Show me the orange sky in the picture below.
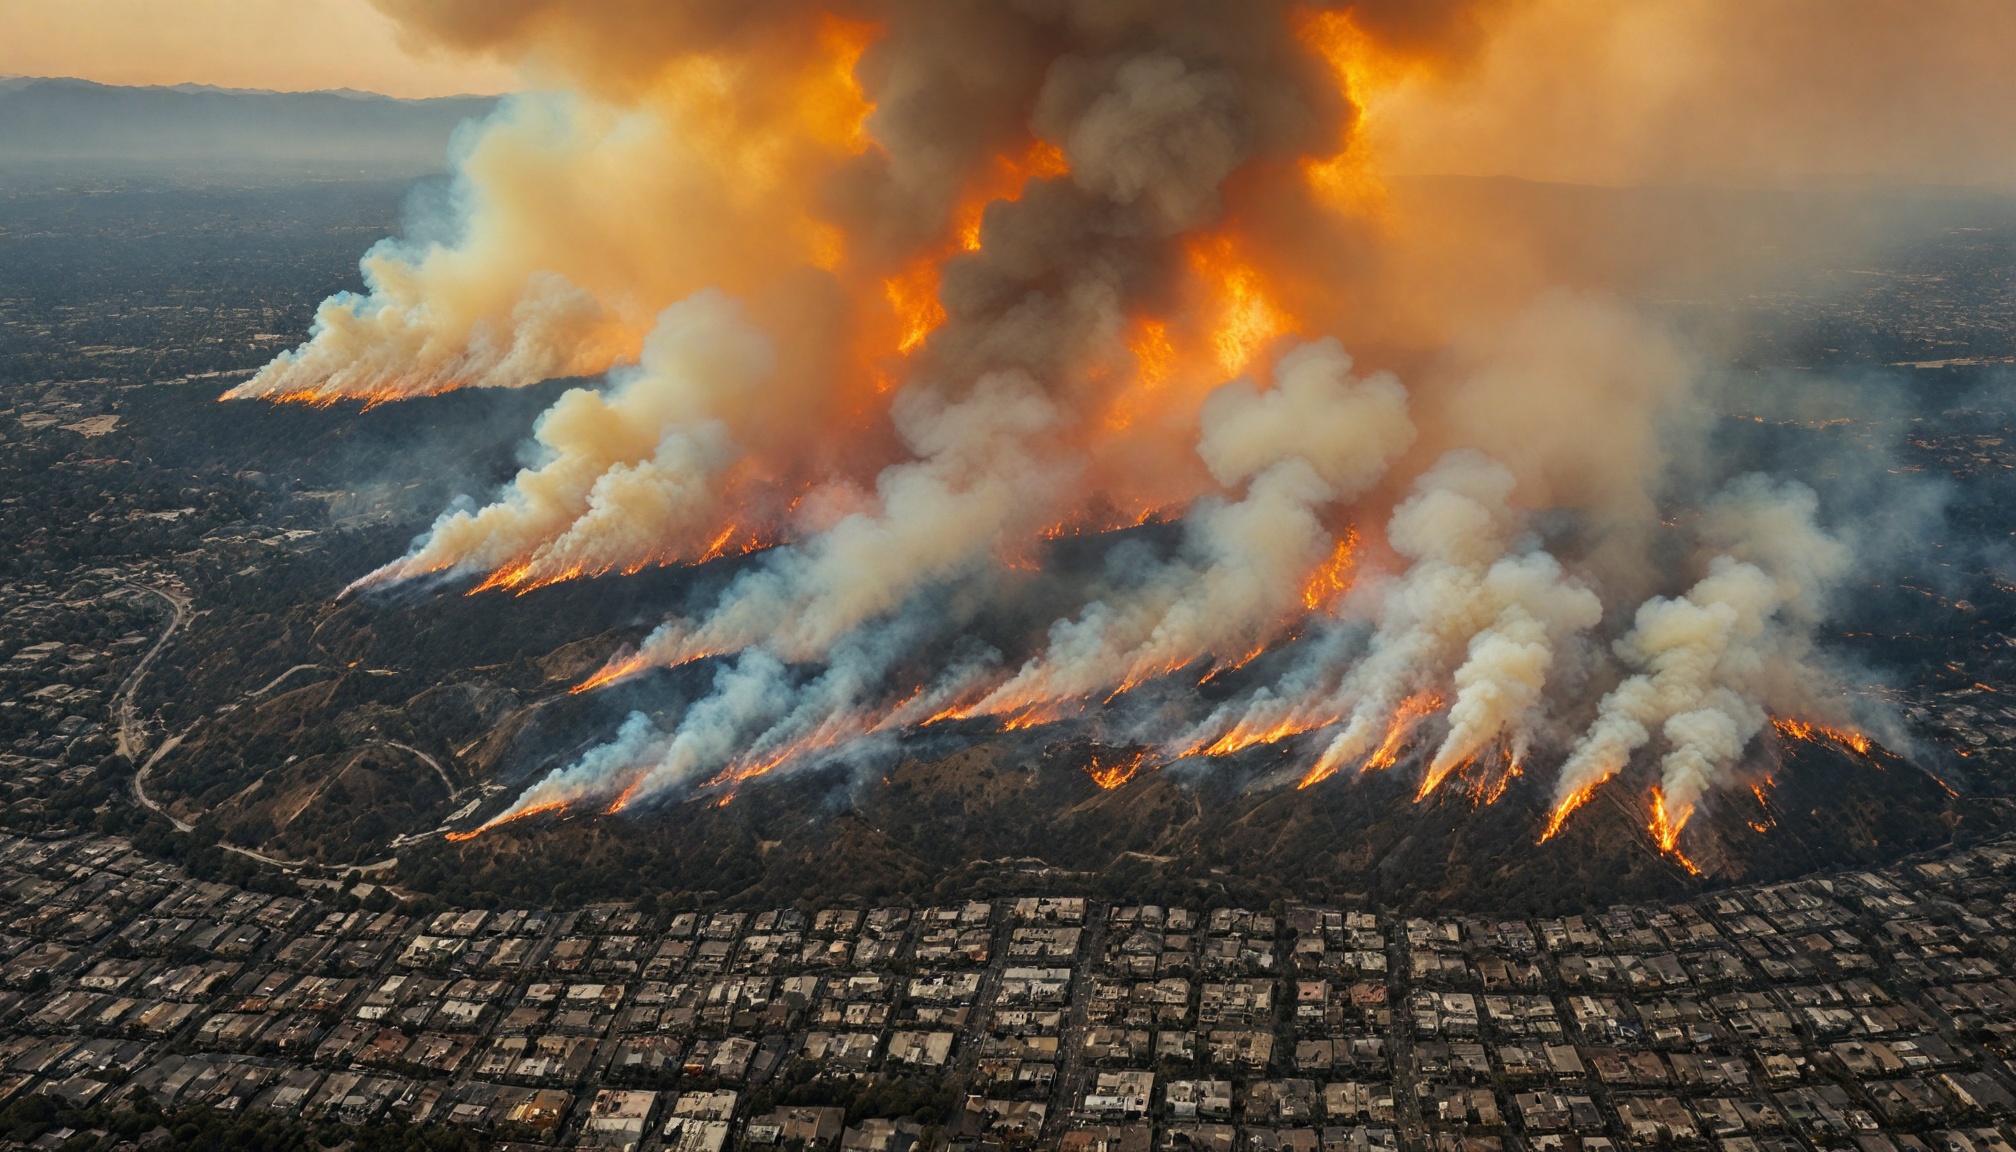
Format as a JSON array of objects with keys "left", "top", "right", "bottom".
[
  {"left": 0, "top": 0, "right": 518, "bottom": 98},
  {"left": 4, "top": 0, "right": 2012, "bottom": 187}
]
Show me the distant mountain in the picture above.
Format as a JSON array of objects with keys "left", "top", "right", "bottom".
[{"left": 0, "top": 77, "right": 498, "bottom": 175}]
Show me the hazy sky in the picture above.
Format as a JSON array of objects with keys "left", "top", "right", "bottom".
[{"left": 0, "top": 0, "right": 518, "bottom": 98}]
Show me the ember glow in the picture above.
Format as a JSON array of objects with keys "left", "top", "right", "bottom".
[
  {"left": 1465, "top": 750, "right": 1523, "bottom": 808},
  {"left": 1188, "top": 711, "right": 1337, "bottom": 759},
  {"left": 1647, "top": 787, "right": 1703, "bottom": 876},
  {"left": 571, "top": 654, "right": 653, "bottom": 696},
  {"left": 1086, "top": 750, "right": 1154, "bottom": 791},
  {"left": 1773, "top": 717, "right": 1873, "bottom": 756},
  {"left": 1299, "top": 691, "right": 1442, "bottom": 790},
  {"left": 1366, "top": 693, "right": 1443, "bottom": 773},
  {"left": 444, "top": 800, "right": 567, "bottom": 843},
  {"left": 1539, "top": 783, "right": 1600, "bottom": 844},
  {"left": 1302, "top": 530, "right": 1360, "bottom": 612}
]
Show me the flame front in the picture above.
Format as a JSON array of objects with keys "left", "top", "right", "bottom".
[
  {"left": 1298, "top": 692, "right": 1443, "bottom": 790},
  {"left": 445, "top": 800, "right": 569, "bottom": 843},
  {"left": 1087, "top": 750, "right": 1153, "bottom": 790},
  {"left": 1772, "top": 716, "right": 1873, "bottom": 755},
  {"left": 1190, "top": 234, "right": 1297, "bottom": 378},
  {"left": 1302, "top": 530, "right": 1359, "bottom": 612},
  {"left": 1647, "top": 787, "right": 1702, "bottom": 876},
  {"left": 1540, "top": 782, "right": 1600, "bottom": 843},
  {"left": 1366, "top": 693, "right": 1443, "bottom": 772}
]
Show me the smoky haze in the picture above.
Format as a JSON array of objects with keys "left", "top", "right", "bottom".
[{"left": 0, "top": 77, "right": 496, "bottom": 179}]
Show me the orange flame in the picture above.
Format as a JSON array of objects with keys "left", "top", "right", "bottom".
[
  {"left": 883, "top": 260, "right": 948, "bottom": 355},
  {"left": 1193, "top": 711, "right": 1335, "bottom": 758},
  {"left": 1001, "top": 702, "right": 1074, "bottom": 730},
  {"left": 445, "top": 800, "right": 569, "bottom": 843},
  {"left": 704, "top": 684, "right": 935, "bottom": 794},
  {"left": 1365, "top": 692, "right": 1442, "bottom": 772},
  {"left": 1102, "top": 318, "right": 1179, "bottom": 433},
  {"left": 1087, "top": 749, "right": 1153, "bottom": 790},
  {"left": 1772, "top": 716, "right": 1872, "bottom": 755},
  {"left": 1189, "top": 234, "right": 1296, "bottom": 377},
  {"left": 1291, "top": 8, "right": 1426, "bottom": 217},
  {"left": 956, "top": 140, "right": 1069, "bottom": 252},
  {"left": 255, "top": 386, "right": 422, "bottom": 410},
  {"left": 1296, "top": 691, "right": 1442, "bottom": 790},
  {"left": 1465, "top": 749, "right": 1522, "bottom": 807},
  {"left": 1302, "top": 530, "right": 1359, "bottom": 612},
  {"left": 1196, "top": 643, "right": 1270, "bottom": 687},
  {"left": 1539, "top": 781, "right": 1601, "bottom": 843},
  {"left": 1418, "top": 744, "right": 1522, "bottom": 806},
  {"left": 878, "top": 138, "right": 1070, "bottom": 362},
  {"left": 1647, "top": 786, "right": 1702, "bottom": 876},
  {"left": 574, "top": 653, "right": 653, "bottom": 695},
  {"left": 605, "top": 777, "right": 646, "bottom": 816}
]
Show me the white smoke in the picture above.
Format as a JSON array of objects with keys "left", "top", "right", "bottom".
[
  {"left": 1194, "top": 450, "right": 1600, "bottom": 797},
  {"left": 351, "top": 290, "right": 774, "bottom": 591},
  {"left": 618, "top": 371, "right": 1068, "bottom": 670},
  {"left": 483, "top": 709, "right": 665, "bottom": 826},
  {"left": 968, "top": 338, "right": 1413, "bottom": 713},
  {"left": 1549, "top": 475, "right": 1850, "bottom": 832}
]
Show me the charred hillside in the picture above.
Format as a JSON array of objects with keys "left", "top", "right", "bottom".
[{"left": 388, "top": 724, "right": 1985, "bottom": 915}]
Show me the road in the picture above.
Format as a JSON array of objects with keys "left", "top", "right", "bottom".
[
  {"left": 384, "top": 739, "right": 460, "bottom": 800},
  {"left": 109, "top": 583, "right": 386, "bottom": 875},
  {"left": 1043, "top": 911, "right": 1108, "bottom": 1140},
  {"left": 245, "top": 662, "right": 325, "bottom": 700},
  {"left": 111, "top": 581, "right": 189, "bottom": 761}
]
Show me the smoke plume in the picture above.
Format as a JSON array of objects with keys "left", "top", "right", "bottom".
[
  {"left": 1545, "top": 476, "right": 1851, "bottom": 841},
  {"left": 224, "top": 0, "right": 1982, "bottom": 858}
]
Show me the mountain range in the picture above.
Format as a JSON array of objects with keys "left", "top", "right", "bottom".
[{"left": 0, "top": 76, "right": 497, "bottom": 176}]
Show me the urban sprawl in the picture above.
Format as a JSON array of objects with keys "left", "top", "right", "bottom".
[{"left": 5, "top": 833, "right": 2016, "bottom": 1152}]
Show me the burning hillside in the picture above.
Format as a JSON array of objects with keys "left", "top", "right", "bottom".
[{"left": 219, "top": 0, "right": 2002, "bottom": 875}]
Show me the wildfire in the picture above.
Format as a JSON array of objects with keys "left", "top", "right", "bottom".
[
  {"left": 879, "top": 138, "right": 1071, "bottom": 362},
  {"left": 1191, "top": 711, "right": 1335, "bottom": 758},
  {"left": 1302, "top": 530, "right": 1359, "bottom": 612},
  {"left": 605, "top": 776, "right": 646, "bottom": 816},
  {"left": 883, "top": 260, "right": 949, "bottom": 355},
  {"left": 1646, "top": 787, "right": 1703, "bottom": 876},
  {"left": 1102, "top": 318, "right": 1178, "bottom": 433},
  {"left": 697, "top": 523, "right": 752, "bottom": 564},
  {"left": 1465, "top": 750, "right": 1522, "bottom": 807},
  {"left": 573, "top": 653, "right": 653, "bottom": 695},
  {"left": 1772, "top": 716, "right": 1872, "bottom": 755},
  {"left": 1365, "top": 693, "right": 1442, "bottom": 772},
  {"left": 956, "top": 140, "right": 1070, "bottom": 252},
  {"left": 1539, "top": 782, "right": 1601, "bottom": 843},
  {"left": 1001, "top": 702, "right": 1074, "bottom": 731},
  {"left": 702, "top": 684, "right": 934, "bottom": 796},
  {"left": 1197, "top": 644, "right": 1268, "bottom": 687},
  {"left": 1086, "top": 749, "right": 1153, "bottom": 790},
  {"left": 1292, "top": 7, "right": 1426, "bottom": 216},
  {"left": 1190, "top": 235, "right": 1295, "bottom": 377},
  {"left": 1419, "top": 743, "right": 1522, "bottom": 806},
  {"left": 1298, "top": 691, "right": 1442, "bottom": 789},
  {"left": 252, "top": 385, "right": 420, "bottom": 410},
  {"left": 444, "top": 800, "right": 568, "bottom": 843},
  {"left": 1747, "top": 779, "right": 1777, "bottom": 832}
]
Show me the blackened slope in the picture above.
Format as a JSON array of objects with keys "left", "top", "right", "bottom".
[{"left": 402, "top": 732, "right": 1980, "bottom": 913}]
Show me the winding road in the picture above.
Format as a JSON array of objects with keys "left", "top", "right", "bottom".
[
  {"left": 112, "top": 581, "right": 188, "bottom": 762},
  {"left": 110, "top": 580, "right": 460, "bottom": 881}
]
